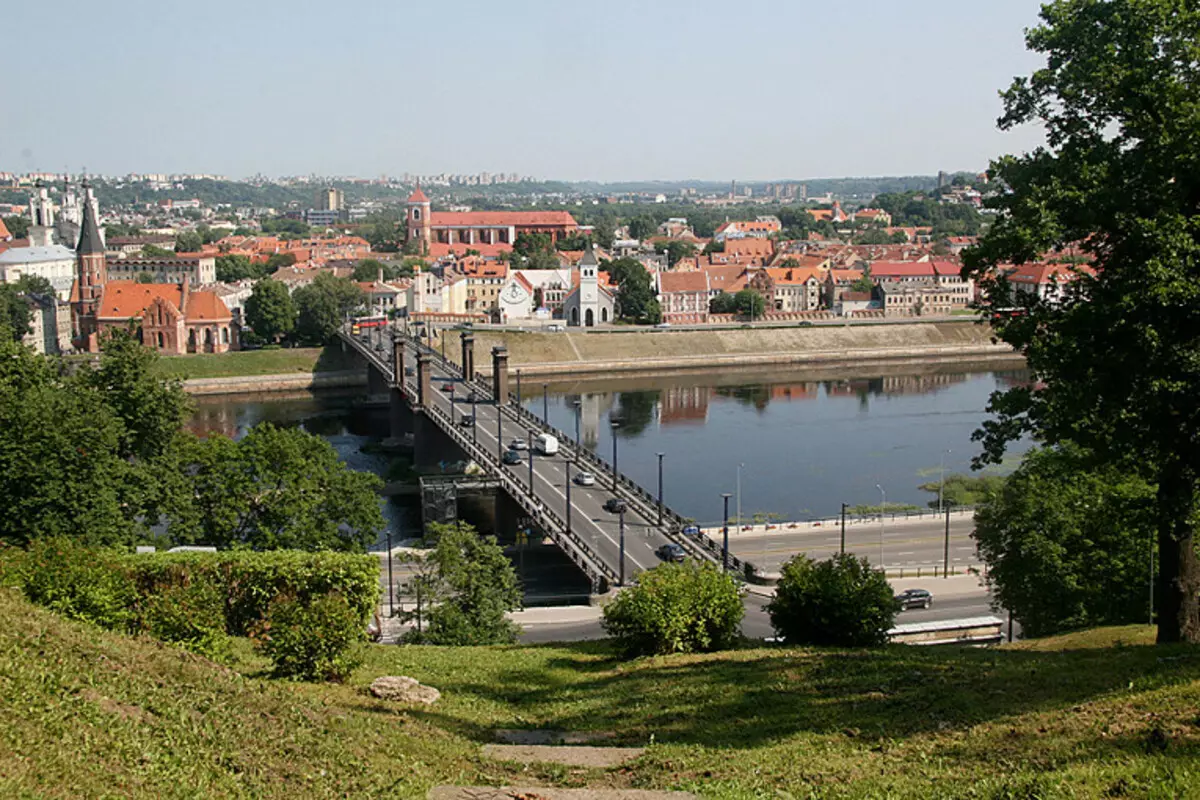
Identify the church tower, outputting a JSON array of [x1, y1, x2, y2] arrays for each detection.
[[57, 174, 82, 250], [406, 184, 431, 255], [73, 180, 107, 352], [578, 241, 599, 327], [27, 180, 56, 247]]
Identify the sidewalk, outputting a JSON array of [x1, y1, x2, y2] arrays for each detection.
[[703, 509, 976, 540]]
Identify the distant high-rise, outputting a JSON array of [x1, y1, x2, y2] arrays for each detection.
[[937, 170, 948, 189], [316, 187, 344, 212]]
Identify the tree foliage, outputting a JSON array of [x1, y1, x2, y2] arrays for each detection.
[[214, 254, 268, 282], [974, 447, 1157, 637], [961, 0, 1200, 642], [767, 553, 896, 647], [293, 272, 364, 344], [602, 561, 744, 656], [734, 289, 766, 319], [709, 292, 737, 315], [402, 521, 521, 645], [605, 257, 660, 323], [174, 231, 204, 253], [244, 279, 296, 342], [2, 214, 30, 239], [917, 473, 1006, 508]]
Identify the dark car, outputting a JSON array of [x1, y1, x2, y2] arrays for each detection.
[[502, 449, 522, 465], [656, 543, 686, 563], [404, 367, 415, 376], [459, 415, 475, 428], [895, 588, 933, 610], [602, 497, 628, 514]]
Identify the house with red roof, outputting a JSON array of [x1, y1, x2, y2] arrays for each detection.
[[658, 270, 711, 323], [404, 186, 577, 256], [95, 281, 235, 354], [1003, 262, 1093, 304]]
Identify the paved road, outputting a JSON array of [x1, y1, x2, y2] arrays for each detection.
[[727, 514, 980, 573]]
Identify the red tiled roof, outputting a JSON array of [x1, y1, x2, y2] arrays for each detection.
[[0, 219, 10, 240], [97, 283, 183, 320], [704, 265, 749, 293], [407, 186, 429, 203], [659, 271, 709, 294], [427, 242, 513, 259], [1005, 263, 1093, 285], [186, 290, 233, 322], [430, 211, 578, 228]]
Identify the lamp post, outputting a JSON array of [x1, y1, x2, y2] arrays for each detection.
[[542, 384, 549, 424], [943, 502, 951, 578], [840, 502, 847, 555], [386, 528, 394, 618], [721, 493, 732, 573], [610, 420, 620, 490], [618, 506, 627, 585], [656, 453, 665, 526], [736, 462, 745, 533], [516, 369, 523, 406], [573, 399, 582, 462], [471, 391, 477, 446], [876, 484, 886, 572], [527, 429, 534, 491], [497, 403, 503, 462], [449, 383, 456, 424], [938, 448, 952, 514], [565, 460, 572, 536]]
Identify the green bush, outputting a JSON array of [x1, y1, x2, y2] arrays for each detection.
[[602, 561, 744, 656], [255, 593, 364, 681], [136, 573, 229, 659], [767, 553, 896, 647], [20, 538, 136, 631]]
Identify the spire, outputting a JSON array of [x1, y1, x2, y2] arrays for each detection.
[[77, 195, 104, 255], [580, 240, 598, 267], [407, 181, 429, 203]]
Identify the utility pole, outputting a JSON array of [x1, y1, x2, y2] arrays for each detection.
[[721, 493, 732, 573], [566, 460, 572, 536], [527, 429, 534, 491], [573, 399, 582, 463], [516, 369, 522, 406], [840, 502, 847, 555], [497, 405, 503, 462], [542, 384, 549, 424], [471, 392, 477, 446], [618, 506, 627, 586], [656, 453, 665, 526], [943, 503, 951, 578], [611, 421, 620, 490]]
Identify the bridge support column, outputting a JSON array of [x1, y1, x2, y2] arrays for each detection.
[[492, 345, 509, 404], [388, 388, 412, 440], [461, 332, 475, 379], [367, 364, 387, 395], [416, 352, 432, 409]]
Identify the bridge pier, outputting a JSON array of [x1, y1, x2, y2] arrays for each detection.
[[388, 388, 413, 440], [416, 351, 432, 408], [367, 363, 388, 395], [461, 332, 475, 379], [413, 409, 466, 471], [492, 345, 509, 404]]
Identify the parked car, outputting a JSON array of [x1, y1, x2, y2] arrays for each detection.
[[655, 322, 671, 329], [502, 449, 523, 465], [459, 416, 475, 428], [573, 471, 596, 487], [895, 588, 933, 610], [682, 525, 701, 537], [655, 543, 686, 563], [547, 324, 565, 332], [508, 438, 528, 451], [603, 497, 628, 514]]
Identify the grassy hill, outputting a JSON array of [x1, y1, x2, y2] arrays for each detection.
[[2, 588, 1198, 798]]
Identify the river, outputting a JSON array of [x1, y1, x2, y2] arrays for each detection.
[[188, 360, 1030, 545]]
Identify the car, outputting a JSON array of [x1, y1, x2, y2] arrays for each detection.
[[797, 321, 814, 328], [442, 382, 455, 392], [573, 471, 596, 487], [508, 438, 528, 451], [405, 367, 415, 377], [459, 416, 475, 428], [655, 543, 686, 563], [895, 588, 933, 610], [681, 525, 701, 537], [602, 497, 628, 514], [535, 433, 559, 455], [655, 322, 671, 329], [547, 324, 565, 332], [502, 449, 523, 465]]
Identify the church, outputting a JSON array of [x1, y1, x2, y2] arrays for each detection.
[[405, 186, 578, 258], [70, 185, 235, 354], [561, 243, 615, 327]]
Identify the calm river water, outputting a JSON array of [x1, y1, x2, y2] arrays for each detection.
[[189, 360, 1029, 543]]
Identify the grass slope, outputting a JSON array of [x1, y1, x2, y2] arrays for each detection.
[[2, 589, 1198, 799], [150, 346, 359, 380]]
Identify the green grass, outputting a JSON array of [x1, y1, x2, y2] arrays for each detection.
[[3, 589, 1199, 799], [150, 346, 359, 380]]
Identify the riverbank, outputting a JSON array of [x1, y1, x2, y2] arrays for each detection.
[[153, 346, 356, 381], [183, 369, 367, 396], [452, 319, 1020, 378]]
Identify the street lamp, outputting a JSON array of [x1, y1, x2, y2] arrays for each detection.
[[527, 429, 534, 491], [542, 384, 549, 424], [516, 369, 523, 406], [736, 463, 745, 533], [840, 502, 848, 555], [497, 402, 503, 462], [656, 452, 665, 526], [721, 493, 733, 573], [449, 383, 456, 424], [565, 460, 573, 536], [573, 399, 582, 462], [618, 505, 627, 586], [471, 391, 477, 446], [876, 483, 886, 572], [609, 420, 622, 490], [938, 448, 952, 514]]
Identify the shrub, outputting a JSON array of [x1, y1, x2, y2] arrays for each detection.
[[602, 561, 744, 656], [137, 573, 229, 659], [20, 538, 136, 631], [255, 593, 364, 681], [767, 553, 896, 647]]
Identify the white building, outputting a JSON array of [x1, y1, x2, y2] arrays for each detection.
[[0, 245, 78, 301]]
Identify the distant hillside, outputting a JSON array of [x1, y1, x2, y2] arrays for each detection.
[[2, 588, 1197, 798]]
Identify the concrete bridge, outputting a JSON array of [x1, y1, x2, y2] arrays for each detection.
[[340, 323, 750, 594]]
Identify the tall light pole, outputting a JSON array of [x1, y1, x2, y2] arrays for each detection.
[[497, 403, 503, 462], [542, 384, 549, 424], [938, 448, 952, 514], [471, 391, 477, 446], [840, 502, 847, 555], [565, 460, 573, 536], [656, 452, 665, 526], [516, 369, 523, 406], [527, 429, 534, 491], [721, 493, 732, 573], [573, 399, 582, 462], [610, 420, 620, 490], [876, 483, 886, 572], [449, 383, 456, 424]]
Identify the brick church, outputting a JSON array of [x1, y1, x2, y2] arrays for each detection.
[[71, 184, 235, 354], [405, 185, 578, 258]]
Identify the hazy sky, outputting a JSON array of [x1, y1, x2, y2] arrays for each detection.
[[3, 0, 1049, 181]]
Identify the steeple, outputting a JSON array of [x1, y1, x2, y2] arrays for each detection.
[[76, 185, 104, 255]]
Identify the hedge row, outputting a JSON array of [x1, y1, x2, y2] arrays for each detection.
[[13, 539, 380, 679]]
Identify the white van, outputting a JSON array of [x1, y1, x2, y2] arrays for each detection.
[[534, 433, 559, 456]]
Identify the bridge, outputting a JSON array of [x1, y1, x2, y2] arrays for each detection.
[[339, 322, 750, 593]]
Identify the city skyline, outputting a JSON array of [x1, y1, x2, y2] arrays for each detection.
[[4, 0, 1048, 181]]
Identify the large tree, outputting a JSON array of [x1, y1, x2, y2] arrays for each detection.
[[244, 278, 296, 342], [606, 257, 660, 323], [293, 272, 364, 344], [963, 0, 1200, 641]]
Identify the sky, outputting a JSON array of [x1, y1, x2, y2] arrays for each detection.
[[2, 0, 1049, 182]]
